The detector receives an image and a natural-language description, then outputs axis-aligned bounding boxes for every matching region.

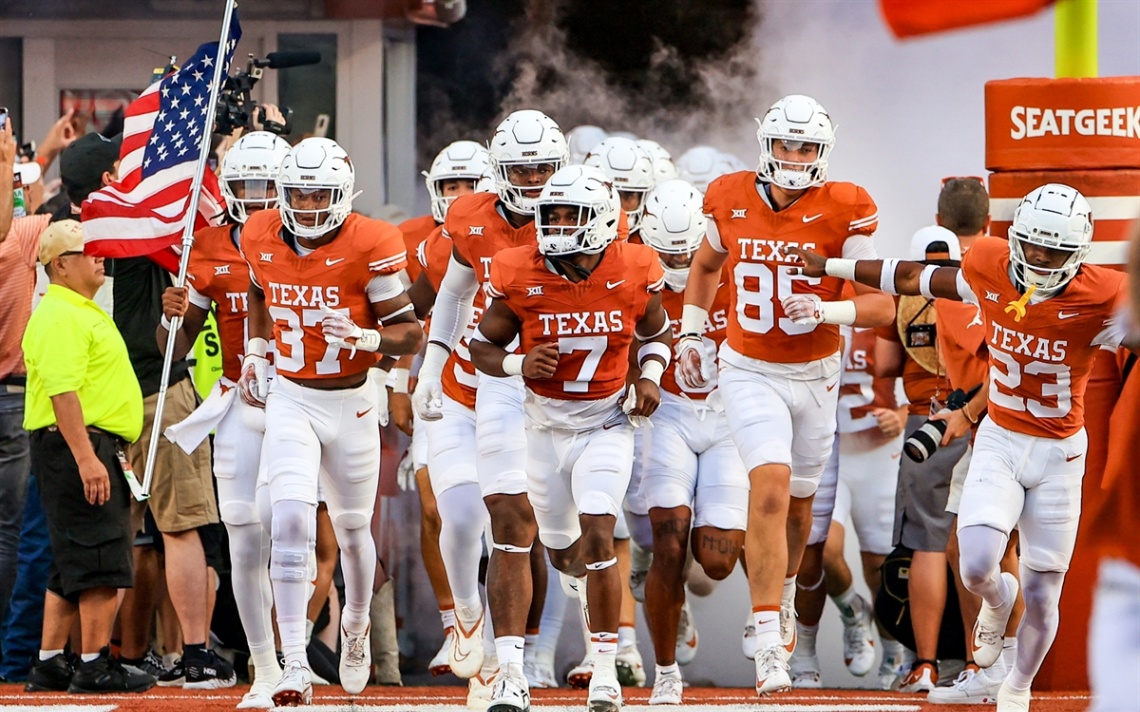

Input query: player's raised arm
[783,245,975,303]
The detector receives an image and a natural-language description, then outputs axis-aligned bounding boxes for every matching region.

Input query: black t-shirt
[106,256,190,398]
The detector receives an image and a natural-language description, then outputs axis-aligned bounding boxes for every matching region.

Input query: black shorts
[31,428,135,602]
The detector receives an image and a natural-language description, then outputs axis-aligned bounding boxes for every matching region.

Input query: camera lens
[904,420,947,463]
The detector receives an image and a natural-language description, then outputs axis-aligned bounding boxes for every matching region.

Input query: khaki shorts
[129,377,218,534]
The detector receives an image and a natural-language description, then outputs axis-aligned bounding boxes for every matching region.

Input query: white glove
[239,337,270,407]
[368,368,390,427]
[412,343,448,421]
[675,335,713,391]
[320,304,365,357]
[621,384,653,429]
[781,293,824,325]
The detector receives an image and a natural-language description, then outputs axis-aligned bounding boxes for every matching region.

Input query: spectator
[0,113,73,677]
[21,220,153,693]
[56,132,231,685]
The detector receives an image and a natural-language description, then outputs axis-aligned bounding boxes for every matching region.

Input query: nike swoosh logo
[356,408,373,418]
[1058,311,1080,320]
[826,383,837,392]
[326,257,345,266]
[1065,453,1081,462]
[802,214,823,223]
[606,280,625,289]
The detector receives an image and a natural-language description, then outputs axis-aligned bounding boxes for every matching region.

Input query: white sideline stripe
[991,195,1140,221]
[284,707,923,712]
[0,707,117,711]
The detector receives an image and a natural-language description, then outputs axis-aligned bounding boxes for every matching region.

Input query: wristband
[246,337,269,359]
[819,300,858,326]
[679,304,709,337]
[964,403,978,424]
[389,368,410,394]
[637,341,672,367]
[639,359,665,386]
[355,328,382,353]
[919,265,939,299]
[880,258,900,294]
[503,353,525,376]
[824,258,857,281]
[160,314,173,330]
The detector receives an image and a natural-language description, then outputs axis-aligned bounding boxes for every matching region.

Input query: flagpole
[143,0,237,497]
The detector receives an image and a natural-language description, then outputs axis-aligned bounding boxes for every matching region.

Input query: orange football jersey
[703,172,879,364]
[838,327,899,433]
[445,193,537,293]
[659,268,731,399]
[398,213,437,284]
[936,299,989,393]
[185,224,252,382]
[487,241,665,400]
[961,237,1127,439]
[421,227,480,409]
[242,210,408,381]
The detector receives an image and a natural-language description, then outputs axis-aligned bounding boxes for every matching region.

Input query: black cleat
[68,648,155,693]
[24,653,73,692]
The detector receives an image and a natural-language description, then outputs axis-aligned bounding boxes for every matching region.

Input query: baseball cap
[60,132,122,198]
[38,219,85,265]
[909,225,962,262]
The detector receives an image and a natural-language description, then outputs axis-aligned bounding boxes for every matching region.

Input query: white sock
[333,523,376,634]
[1002,636,1018,670]
[753,608,781,649]
[80,652,100,663]
[496,635,525,670]
[537,562,568,664]
[656,662,680,679]
[617,624,637,649]
[225,520,276,666]
[797,621,819,657]
[38,649,64,662]
[440,607,456,631]
[590,632,618,678]
[832,584,860,619]
[782,575,797,607]
[524,633,539,665]
[437,484,491,616]
[270,499,317,667]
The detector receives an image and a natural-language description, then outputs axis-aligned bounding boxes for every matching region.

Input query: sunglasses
[941,175,985,187]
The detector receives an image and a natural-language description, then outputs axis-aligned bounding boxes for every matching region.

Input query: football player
[635,179,745,704]
[787,183,1135,712]
[158,131,290,706]
[469,164,670,712]
[411,110,569,703]
[585,137,656,238]
[679,94,895,694]
[241,137,423,706]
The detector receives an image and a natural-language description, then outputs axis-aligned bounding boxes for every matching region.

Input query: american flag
[82,8,241,272]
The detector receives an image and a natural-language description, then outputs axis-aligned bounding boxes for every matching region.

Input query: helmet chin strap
[545,254,595,281]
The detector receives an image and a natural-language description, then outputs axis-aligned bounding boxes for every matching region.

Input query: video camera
[213,51,321,137]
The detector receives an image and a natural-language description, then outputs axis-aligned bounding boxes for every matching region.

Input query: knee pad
[220,500,259,527]
[270,547,311,582]
[331,510,370,531]
[693,504,747,533]
[790,468,823,498]
[578,491,619,518]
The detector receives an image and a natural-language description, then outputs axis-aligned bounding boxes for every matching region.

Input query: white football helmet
[1007,183,1093,298]
[637,139,678,183]
[534,165,620,257]
[639,179,707,291]
[220,131,292,224]
[567,125,608,165]
[755,94,835,190]
[676,146,725,193]
[584,137,656,233]
[277,137,355,239]
[489,110,569,215]
[717,151,749,173]
[423,140,493,223]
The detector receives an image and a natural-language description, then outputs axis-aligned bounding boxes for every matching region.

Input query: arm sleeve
[187,283,211,309]
[703,219,728,253]
[366,273,407,304]
[841,234,878,260]
[429,254,480,350]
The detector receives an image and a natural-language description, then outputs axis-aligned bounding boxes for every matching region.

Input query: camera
[903,385,982,463]
[213,51,320,137]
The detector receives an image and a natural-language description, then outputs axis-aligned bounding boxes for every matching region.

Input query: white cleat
[236,679,278,709]
[339,624,371,694]
[898,661,938,693]
[927,665,1003,705]
[878,645,915,690]
[524,658,559,688]
[974,573,1019,669]
[779,599,797,662]
[996,680,1032,712]
[754,644,792,695]
[840,594,877,677]
[488,664,530,712]
[587,670,623,712]
[789,649,822,689]
[615,644,646,687]
[271,661,313,707]
[566,655,594,690]
[648,673,683,705]
[450,608,486,679]
[430,628,454,677]
[675,600,699,665]
[467,669,498,712]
